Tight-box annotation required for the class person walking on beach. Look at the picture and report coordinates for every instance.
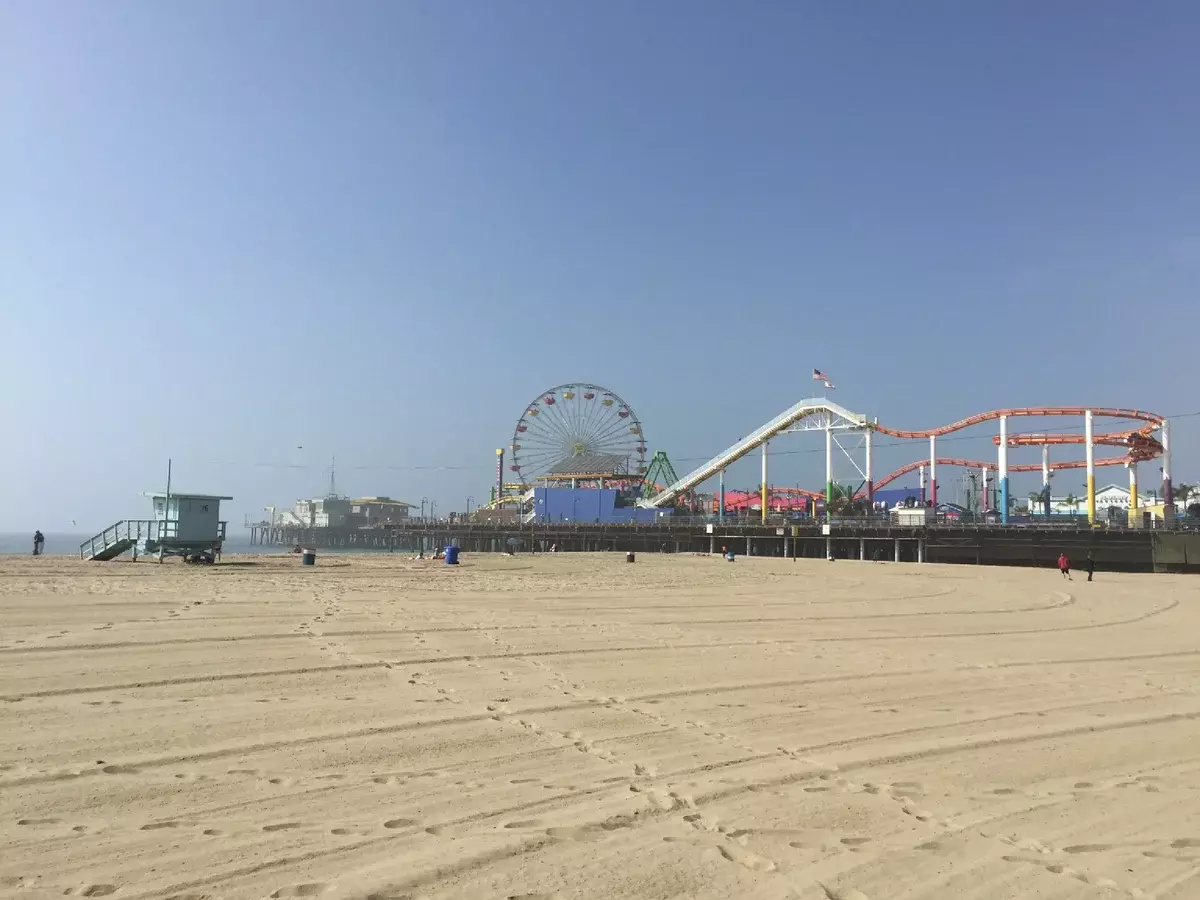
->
[1085,552,1095,582]
[1058,552,1072,581]
[33,530,45,556]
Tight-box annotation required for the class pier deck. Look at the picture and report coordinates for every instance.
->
[245,520,1200,572]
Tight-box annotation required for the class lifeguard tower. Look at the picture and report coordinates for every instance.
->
[80,492,231,561]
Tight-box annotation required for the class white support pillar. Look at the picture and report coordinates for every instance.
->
[1161,418,1173,522]
[1085,410,1096,524]
[825,535,832,560]
[1040,444,1051,517]
[998,414,1009,524]
[919,464,926,505]
[718,469,725,522]
[981,465,989,513]
[929,436,937,507]
[894,537,900,562]
[825,426,834,516]
[760,440,769,524]
[746,535,752,557]
[859,537,865,561]
[865,428,874,511]
[1128,462,1139,528]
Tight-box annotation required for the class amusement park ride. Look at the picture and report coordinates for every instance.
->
[489,383,1174,527]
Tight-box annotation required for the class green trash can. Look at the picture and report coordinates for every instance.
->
[301,551,316,566]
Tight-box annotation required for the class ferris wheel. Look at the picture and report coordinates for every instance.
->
[510,383,647,486]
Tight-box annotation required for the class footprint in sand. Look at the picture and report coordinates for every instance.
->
[81,887,118,898]
[17,818,60,826]
[271,884,328,898]
[383,818,419,829]
[717,843,776,872]
[262,822,302,832]
[820,886,870,900]
[546,825,604,843]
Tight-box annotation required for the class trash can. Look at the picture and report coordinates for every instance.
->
[444,545,459,565]
[725,551,736,562]
[301,551,316,566]
[626,551,636,563]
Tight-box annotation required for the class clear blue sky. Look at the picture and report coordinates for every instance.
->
[2,1,1198,531]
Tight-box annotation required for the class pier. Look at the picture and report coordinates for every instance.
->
[244,519,1200,572]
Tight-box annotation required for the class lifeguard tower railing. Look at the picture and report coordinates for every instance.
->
[80,520,228,560]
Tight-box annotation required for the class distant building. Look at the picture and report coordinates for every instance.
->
[871,487,923,507]
[531,488,670,524]
[1027,484,1149,516]
[348,497,412,523]
[286,495,411,528]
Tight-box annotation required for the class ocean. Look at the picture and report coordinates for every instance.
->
[0,532,261,557]
[0,532,411,557]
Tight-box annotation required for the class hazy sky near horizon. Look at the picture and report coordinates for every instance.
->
[3,1,1199,531]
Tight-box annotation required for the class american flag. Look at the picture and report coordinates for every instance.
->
[812,369,835,390]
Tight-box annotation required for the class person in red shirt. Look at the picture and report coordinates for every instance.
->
[1058,552,1072,580]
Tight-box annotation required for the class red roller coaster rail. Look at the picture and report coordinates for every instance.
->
[872,407,1163,440]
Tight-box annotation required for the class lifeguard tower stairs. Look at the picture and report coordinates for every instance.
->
[80,492,231,561]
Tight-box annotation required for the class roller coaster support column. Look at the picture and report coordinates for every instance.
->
[761,441,769,524]
[825,427,833,516]
[1085,410,1096,525]
[999,414,1009,524]
[929,436,938,507]
[865,428,874,510]
[1042,444,1051,516]
[1161,418,1174,522]
[718,470,725,523]
[1128,463,1139,528]
[919,465,926,505]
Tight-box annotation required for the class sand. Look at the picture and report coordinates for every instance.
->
[1,552,1198,900]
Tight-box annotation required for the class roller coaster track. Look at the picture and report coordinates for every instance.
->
[637,397,1169,512]
[862,455,1130,497]
[872,406,1163,439]
[996,429,1162,462]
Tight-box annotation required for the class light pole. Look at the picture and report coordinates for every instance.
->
[420,497,428,522]
[430,500,437,522]
[466,496,474,518]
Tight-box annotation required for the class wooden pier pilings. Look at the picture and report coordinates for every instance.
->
[244,521,1199,572]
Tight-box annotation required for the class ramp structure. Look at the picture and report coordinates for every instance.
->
[639,398,869,518]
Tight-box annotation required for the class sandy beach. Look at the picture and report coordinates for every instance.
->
[2,552,1198,899]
